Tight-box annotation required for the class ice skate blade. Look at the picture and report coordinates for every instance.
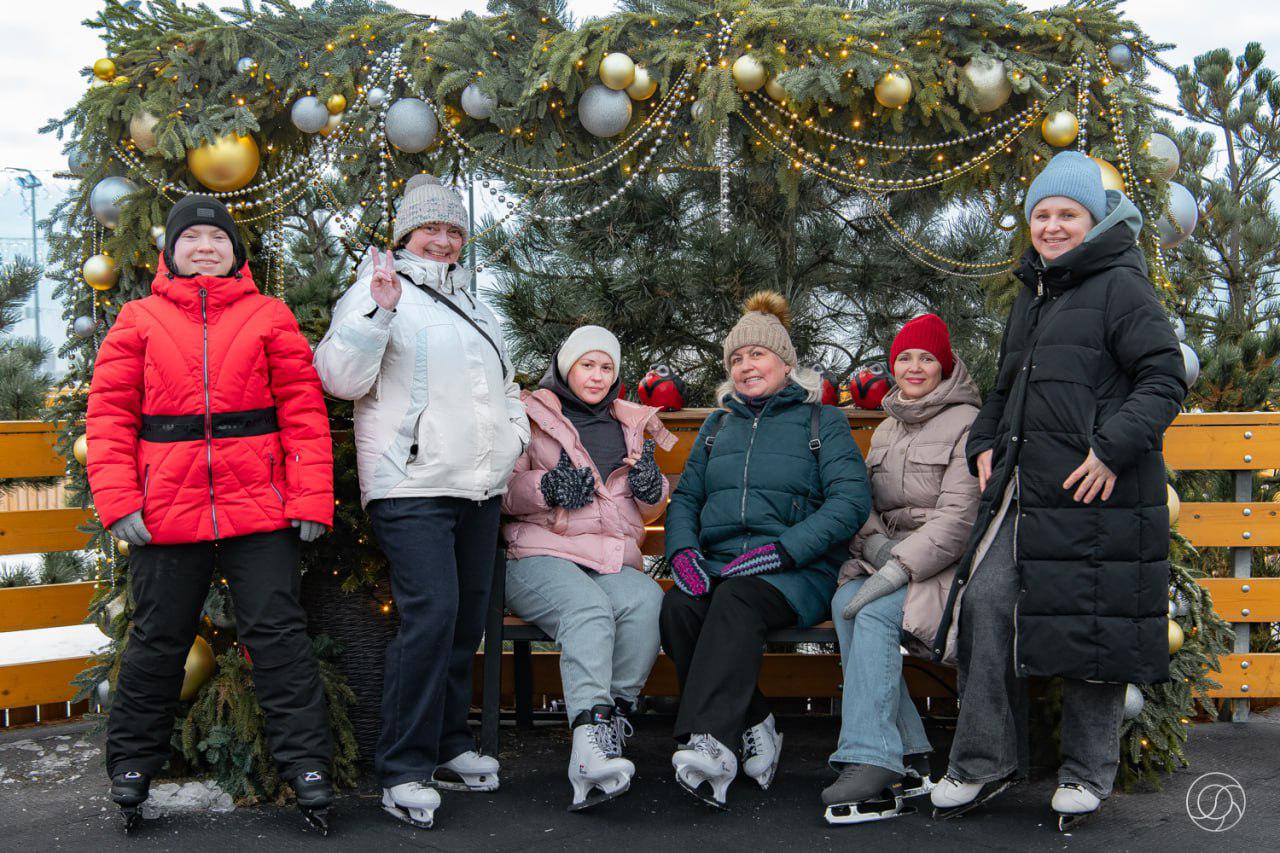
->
[300,806,331,836]
[432,769,499,793]
[382,803,435,830]
[931,778,1015,821]
[119,806,143,834]
[1057,810,1097,832]
[902,776,936,799]
[825,802,915,825]
[567,780,631,812]
[676,774,728,811]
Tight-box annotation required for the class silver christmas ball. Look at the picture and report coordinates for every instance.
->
[95,679,111,708]
[1158,182,1199,249]
[73,316,97,338]
[577,84,632,138]
[961,56,1013,113]
[1170,315,1186,341]
[1122,684,1144,720]
[89,176,138,229]
[235,56,257,75]
[460,83,496,120]
[366,87,388,108]
[1181,342,1200,387]
[1108,44,1134,72]
[691,99,710,122]
[290,96,330,134]
[384,97,438,153]
[67,144,88,176]
[1146,132,1181,181]
[151,225,165,251]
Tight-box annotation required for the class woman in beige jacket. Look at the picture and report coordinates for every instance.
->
[822,314,981,822]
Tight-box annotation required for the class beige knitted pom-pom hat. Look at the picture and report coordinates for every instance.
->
[722,291,797,371]
[393,174,469,246]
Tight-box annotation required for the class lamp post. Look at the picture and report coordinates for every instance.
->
[6,168,44,355]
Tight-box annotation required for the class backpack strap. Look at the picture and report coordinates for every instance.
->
[704,410,728,452]
[809,404,822,456]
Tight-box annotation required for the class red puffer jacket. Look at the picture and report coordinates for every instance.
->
[86,259,333,545]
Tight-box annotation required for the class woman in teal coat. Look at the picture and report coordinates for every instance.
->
[660,292,871,808]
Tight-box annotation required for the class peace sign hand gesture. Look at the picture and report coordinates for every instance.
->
[367,247,400,311]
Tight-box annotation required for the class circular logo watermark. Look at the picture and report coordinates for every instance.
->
[1186,772,1246,832]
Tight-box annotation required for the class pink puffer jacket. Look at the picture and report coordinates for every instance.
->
[502,390,677,573]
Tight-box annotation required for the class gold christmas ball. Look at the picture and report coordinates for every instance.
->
[599,52,636,91]
[732,55,767,93]
[187,133,260,193]
[116,539,130,557]
[128,111,160,153]
[326,93,347,115]
[111,76,131,88]
[92,58,117,81]
[874,71,913,109]
[1041,111,1079,148]
[626,66,657,101]
[1091,156,1125,192]
[764,77,788,101]
[1167,483,1180,526]
[179,635,216,701]
[83,254,119,291]
[1168,618,1184,655]
[73,434,88,465]
[318,112,343,137]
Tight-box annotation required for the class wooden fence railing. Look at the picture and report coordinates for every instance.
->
[2,412,1278,726]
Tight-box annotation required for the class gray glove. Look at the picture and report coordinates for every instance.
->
[110,510,152,547]
[292,519,327,543]
[861,532,896,569]
[841,560,910,620]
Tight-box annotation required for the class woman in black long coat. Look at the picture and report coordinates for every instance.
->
[929,152,1187,829]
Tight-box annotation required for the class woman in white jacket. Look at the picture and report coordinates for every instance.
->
[313,174,529,829]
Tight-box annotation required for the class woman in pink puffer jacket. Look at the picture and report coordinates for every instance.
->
[502,326,675,811]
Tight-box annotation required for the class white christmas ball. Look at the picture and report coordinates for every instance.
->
[961,56,1013,113]
[151,224,165,250]
[1108,44,1134,71]
[96,679,111,707]
[577,84,632,138]
[1123,684,1144,720]
[1181,342,1200,387]
[1158,182,1199,249]
[129,111,160,153]
[460,83,496,120]
[1146,133,1181,181]
[366,87,388,108]
[73,316,97,338]
[1170,315,1186,341]
[89,176,138,229]
[385,98,439,153]
[235,56,257,75]
[290,96,330,134]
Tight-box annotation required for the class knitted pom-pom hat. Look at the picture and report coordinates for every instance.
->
[891,313,955,378]
[723,291,797,371]
[393,174,469,246]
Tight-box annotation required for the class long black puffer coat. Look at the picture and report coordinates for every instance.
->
[932,192,1187,684]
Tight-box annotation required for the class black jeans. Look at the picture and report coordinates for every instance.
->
[107,528,331,780]
[659,577,797,749]
[367,496,501,787]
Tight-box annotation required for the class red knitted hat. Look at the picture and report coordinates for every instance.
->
[890,314,954,378]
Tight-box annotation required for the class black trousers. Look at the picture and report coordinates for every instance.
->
[659,576,797,749]
[367,496,501,787]
[107,528,332,780]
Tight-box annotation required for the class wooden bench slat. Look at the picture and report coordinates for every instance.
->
[1197,578,1280,622]
[0,509,95,556]
[1207,653,1280,698]
[0,421,67,479]
[0,657,93,708]
[1178,503,1280,547]
[1164,420,1280,471]
[0,581,99,632]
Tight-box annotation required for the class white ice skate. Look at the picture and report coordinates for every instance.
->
[672,733,737,810]
[568,715,635,812]
[740,714,783,790]
[432,750,500,792]
[930,773,1016,821]
[1052,783,1100,831]
[382,782,440,829]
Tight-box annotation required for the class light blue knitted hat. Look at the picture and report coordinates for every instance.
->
[1024,151,1108,224]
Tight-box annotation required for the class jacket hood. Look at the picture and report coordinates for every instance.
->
[881,356,981,425]
[723,378,810,418]
[1015,189,1148,293]
[152,255,259,318]
[356,248,470,294]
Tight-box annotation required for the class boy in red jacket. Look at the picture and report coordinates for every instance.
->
[86,195,335,834]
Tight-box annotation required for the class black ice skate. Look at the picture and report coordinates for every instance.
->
[290,769,334,835]
[822,763,912,825]
[109,770,150,833]
[901,753,936,799]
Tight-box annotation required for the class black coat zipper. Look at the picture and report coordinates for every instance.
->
[200,289,220,538]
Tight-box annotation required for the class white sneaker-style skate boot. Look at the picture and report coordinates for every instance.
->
[740,714,783,790]
[381,781,440,829]
[672,733,738,809]
[568,705,635,812]
[930,772,1016,821]
[1052,783,1101,831]
[432,750,500,792]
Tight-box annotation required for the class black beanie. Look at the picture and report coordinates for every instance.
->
[162,195,247,276]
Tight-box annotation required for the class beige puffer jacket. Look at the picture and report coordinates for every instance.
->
[839,358,982,656]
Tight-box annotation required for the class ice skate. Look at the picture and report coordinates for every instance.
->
[930,772,1017,820]
[901,753,936,799]
[740,714,783,790]
[1052,783,1100,831]
[567,705,634,812]
[432,750,500,792]
[290,769,334,835]
[612,697,636,752]
[109,770,149,834]
[672,733,737,810]
[381,781,440,829]
[822,763,911,825]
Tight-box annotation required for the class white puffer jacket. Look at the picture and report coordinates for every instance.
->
[314,251,530,507]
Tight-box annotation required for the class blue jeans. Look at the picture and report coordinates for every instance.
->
[828,577,931,774]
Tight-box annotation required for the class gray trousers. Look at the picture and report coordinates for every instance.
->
[948,511,1126,799]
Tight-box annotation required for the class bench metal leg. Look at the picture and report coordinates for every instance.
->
[514,640,534,729]
[481,545,507,756]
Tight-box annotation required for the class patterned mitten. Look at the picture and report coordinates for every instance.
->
[627,439,664,504]
[539,450,596,509]
[719,542,794,578]
[670,548,712,597]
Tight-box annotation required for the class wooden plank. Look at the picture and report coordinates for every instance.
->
[1207,653,1280,698]
[0,421,67,479]
[1178,503,1280,547]
[1164,422,1280,471]
[655,407,881,473]
[0,656,92,708]
[1197,578,1280,622]
[0,509,95,555]
[0,581,98,632]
